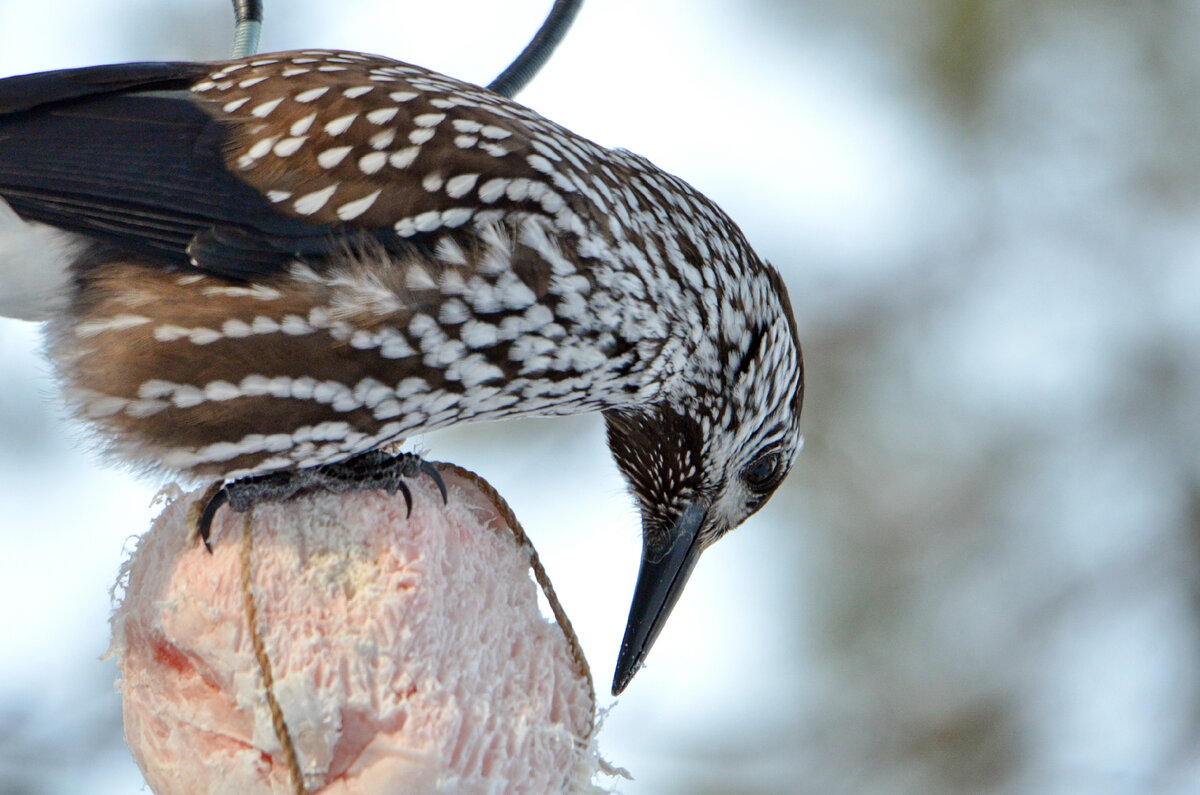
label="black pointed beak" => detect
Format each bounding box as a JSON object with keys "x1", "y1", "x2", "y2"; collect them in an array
[{"x1": 612, "y1": 501, "x2": 709, "y2": 695}]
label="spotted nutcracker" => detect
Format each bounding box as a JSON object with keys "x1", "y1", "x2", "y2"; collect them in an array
[{"x1": 0, "y1": 49, "x2": 804, "y2": 695}]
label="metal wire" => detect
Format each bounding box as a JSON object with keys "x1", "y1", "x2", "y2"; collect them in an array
[
  {"x1": 226, "y1": 0, "x2": 579, "y2": 91},
  {"x1": 230, "y1": 0, "x2": 264, "y2": 58},
  {"x1": 487, "y1": 0, "x2": 584, "y2": 98}
]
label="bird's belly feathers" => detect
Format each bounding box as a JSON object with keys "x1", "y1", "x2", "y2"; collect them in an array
[{"x1": 48, "y1": 257, "x2": 661, "y2": 481}]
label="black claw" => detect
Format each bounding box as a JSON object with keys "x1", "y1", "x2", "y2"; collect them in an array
[
  {"x1": 198, "y1": 486, "x2": 229, "y2": 553},
  {"x1": 420, "y1": 461, "x2": 449, "y2": 504},
  {"x1": 195, "y1": 451, "x2": 446, "y2": 547},
  {"x1": 397, "y1": 480, "x2": 413, "y2": 517}
]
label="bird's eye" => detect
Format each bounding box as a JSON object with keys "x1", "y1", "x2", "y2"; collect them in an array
[{"x1": 742, "y1": 452, "x2": 784, "y2": 492}]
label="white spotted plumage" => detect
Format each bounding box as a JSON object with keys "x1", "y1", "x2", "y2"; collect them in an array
[{"x1": 0, "y1": 50, "x2": 805, "y2": 699}]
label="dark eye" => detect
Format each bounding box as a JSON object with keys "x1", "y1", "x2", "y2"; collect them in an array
[{"x1": 743, "y1": 452, "x2": 785, "y2": 492}]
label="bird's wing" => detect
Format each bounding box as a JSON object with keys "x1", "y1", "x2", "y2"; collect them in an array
[
  {"x1": 0, "y1": 61, "x2": 345, "y2": 277},
  {"x1": 0, "y1": 52, "x2": 587, "y2": 283}
]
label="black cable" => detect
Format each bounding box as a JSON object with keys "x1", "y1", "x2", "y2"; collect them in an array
[
  {"x1": 487, "y1": 0, "x2": 584, "y2": 98},
  {"x1": 232, "y1": 0, "x2": 263, "y2": 24}
]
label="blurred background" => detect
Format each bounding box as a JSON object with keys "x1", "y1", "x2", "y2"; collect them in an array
[{"x1": 2, "y1": 0, "x2": 1199, "y2": 792}]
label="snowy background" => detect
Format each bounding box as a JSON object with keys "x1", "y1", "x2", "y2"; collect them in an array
[{"x1": 2, "y1": 0, "x2": 1200, "y2": 792}]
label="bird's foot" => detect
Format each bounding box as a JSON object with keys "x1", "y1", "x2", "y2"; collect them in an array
[{"x1": 195, "y1": 450, "x2": 448, "y2": 550}]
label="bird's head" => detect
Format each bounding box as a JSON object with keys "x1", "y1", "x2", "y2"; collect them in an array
[{"x1": 604, "y1": 266, "x2": 804, "y2": 695}]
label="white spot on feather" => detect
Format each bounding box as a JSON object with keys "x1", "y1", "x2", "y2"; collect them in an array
[
  {"x1": 358, "y1": 152, "x2": 387, "y2": 174},
  {"x1": 414, "y1": 211, "x2": 442, "y2": 232},
  {"x1": 444, "y1": 173, "x2": 478, "y2": 199},
  {"x1": 221, "y1": 319, "x2": 252, "y2": 337},
  {"x1": 317, "y1": 146, "x2": 353, "y2": 169},
  {"x1": 473, "y1": 209, "x2": 505, "y2": 226},
  {"x1": 273, "y1": 136, "x2": 307, "y2": 157},
  {"x1": 250, "y1": 98, "x2": 284, "y2": 118},
  {"x1": 244, "y1": 136, "x2": 279, "y2": 161},
  {"x1": 409, "y1": 128, "x2": 436, "y2": 145},
  {"x1": 370, "y1": 129, "x2": 396, "y2": 149},
  {"x1": 85, "y1": 395, "x2": 129, "y2": 418},
  {"x1": 204, "y1": 381, "x2": 241, "y2": 401},
  {"x1": 372, "y1": 399, "x2": 402, "y2": 419},
  {"x1": 290, "y1": 112, "x2": 317, "y2": 136},
  {"x1": 389, "y1": 147, "x2": 420, "y2": 169},
  {"x1": 478, "y1": 178, "x2": 508, "y2": 203},
  {"x1": 380, "y1": 335, "x2": 415, "y2": 359},
  {"x1": 324, "y1": 113, "x2": 358, "y2": 136},
  {"x1": 441, "y1": 208, "x2": 474, "y2": 228},
  {"x1": 281, "y1": 315, "x2": 315, "y2": 335},
  {"x1": 460, "y1": 320, "x2": 498, "y2": 348},
  {"x1": 480, "y1": 125, "x2": 512, "y2": 140},
  {"x1": 152, "y1": 325, "x2": 188, "y2": 342},
  {"x1": 506, "y1": 179, "x2": 531, "y2": 201},
  {"x1": 170, "y1": 385, "x2": 204, "y2": 408},
  {"x1": 395, "y1": 377, "x2": 429, "y2": 398},
  {"x1": 74, "y1": 314, "x2": 150, "y2": 338},
  {"x1": 251, "y1": 316, "x2": 280, "y2": 333},
  {"x1": 189, "y1": 328, "x2": 221, "y2": 345},
  {"x1": 337, "y1": 190, "x2": 382, "y2": 221},
  {"x1": 405, "y1": 264, "x2": 437, "y2": 290},
  {"x1": 294, "y1": 86, "x2": 329, "y2": 103},
  {"x1": 448, "y1": 355, "x2": 504, "y2": 388},
  {"x1": 438, "y1": 299, "x2": 470, "y2": 325},
  {"x1": 366, "y1": 107, "x2": 399, "y2": 125},
  {"x1": 527, "y1": 154, "x2": 554, "y2": 174},
  {"x1": 414, "y1": 112, "x2": 446, "y2": 128},
  {"x1": 294, "y1": 185, "x2": 338, "y2": 215}
]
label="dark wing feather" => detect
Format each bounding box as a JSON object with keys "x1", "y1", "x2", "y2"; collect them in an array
[
  {"x1": 0, "y1": 62, "x2": 348, "y2": 278},
  {"x1": 0, "y1": 53, "x2": 603, "y2": 282},
  {"x1": 0, "y1": 62, "x2": 202, "y2": 113}
]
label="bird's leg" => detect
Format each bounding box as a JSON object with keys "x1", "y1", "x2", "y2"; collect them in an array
[{"x1": 195, "y1": 450, "x2": 448, "y2": 550}]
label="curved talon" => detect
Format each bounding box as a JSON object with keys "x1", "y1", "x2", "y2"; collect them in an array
[
  {"x1": 192, "y1": 453, "x2": 445, "y2": 544},
  {"x1": 420, "y1": 462, "x2": 449, "y2": 504},
  {"x1": 397, "y1": 481, "x2": 413, "y2": 518},
  {"x1": 198, "y1": 485, "x2": 230, "y2": 552}
]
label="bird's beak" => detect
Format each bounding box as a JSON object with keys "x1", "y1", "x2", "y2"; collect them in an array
[{"x1": 612, "y1": 501, "x2": 709, "y2": 695}]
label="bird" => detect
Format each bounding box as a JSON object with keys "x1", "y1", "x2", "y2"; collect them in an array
[{"x1": 0, "y1": 49, "x2": 804, "y2": 696}]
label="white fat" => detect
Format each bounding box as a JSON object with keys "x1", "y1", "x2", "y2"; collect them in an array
[{"x1": 0, "y1": 198, "x2": 84, "y2": 321}]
